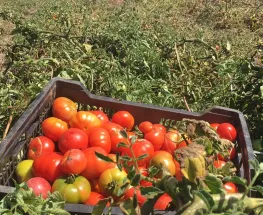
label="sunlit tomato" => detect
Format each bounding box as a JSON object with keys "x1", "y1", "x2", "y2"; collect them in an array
[
  {"x1": 149, "y1": 152, "x2": 176, "y2": 178},
  {"x1": 112, "y1": 111, "x2": 134, "y2": 131},
  {"x1": 58, "y1": 128, "x2": 89, "y2": 154},
  {"x1": 52, "y1": 175, "x2": 91, "y2": 203},
  {"x1": 60, "y1": 149, "x2": 87, "y2": 175},
  {"x1": 89, "y1": 128, "x2": 111, "y2": 153},
  {"x1": 102, "y1": 122, "x2": 130, "y2": 153},
  {"x1": 210, "y1": 123, "x2": 220, "y2": 130},
  {"x1": 107, "y1": 153, "x2": 118, "y2": 169},
  {"x1": 144, "y1": 128, "x2": 165, "y2": 151},
  {"x1": 153, "y1": 124, "x2": 167, "y2": 133},
  {"x1": 81, "y1": 147, "x2": 109, "y2": 180},
  {"x1": 84, "y1": 192, "x2": 110, "y2": 206},
  {"x1": 139, "y1": 121, "x2": 153, "y2": 134},
  {"x1": 89, "y1": 180, "x2": 100, "y2": 193},
  {"x1": 161, "y1": 130, "x2": 181, "y2": 154},
  {"x1": 69, "y1": 111, "x2": 101, "y2": 135},
  {"x1": 42, "y1": 117, "x2": 68, "y2": 142},
  {"x1": 153, "y1": 150, "x2": 173, "y2": 160},
  {"x1": 124, "y1": 187, "x2": 147, "y2": 207},
  {"x1": 138, "y1": 167, "x2": 152, "y2": 187},
  {"x1": 154, "y1": 193, "x2": 172, "y2": 210},
  {"x1": 26, "y1": 177, "x2": 51, "y2": 199},
  {"x1": 32, "y1": 152, "x2": 64, "y2": 183},
  {"x1": 174, "y1": 159, "x2": 183, "y2": 181},
  {"x1": 217, "y1": 148, "x2": 236, "y2": 161},
  {"x1": 90, "y1": 110, "x2": 110, "y2": 125},
  {"x1": 121, "y1": 139, "x2": 154, "y2": 167},
  {"x1": 27, "y1": 136, "x2": 55, "y2": 160},
  {"x1": 213, "y1": 160, "x2": 226, "y2": 169},
  {"x1": 223, "y1": 182, "x2": 238, "y2": 193},
  {"x1": 52, "y1": 97, "x2": 77, "y2": 124},
  {"x1": 98, "y1": 168, "x2": 128, "y2": 198},
  {"x1": 217, "y1": 123, "x2": 237, "y2": 142}
]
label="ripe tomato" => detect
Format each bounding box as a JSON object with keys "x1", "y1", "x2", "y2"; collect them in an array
[
  {"x1": 58, "y1": 128, "x2": 89, "y2": 154},
  {"x1": 84, "y1": 192, "x2": 110, "y2": 206},
  {"x1": 213, "y1": 160, "x2": 226, "y2": 169},
  {"x1": 124, "y1": 187, "x2": 147, "y2": 207},
  {"x1": 144, "y1": 128, "x2": 165, "y2": 151},
  {"x1": 174, "y1": 159, "x2": 183, "y2": 181},
  {"x1": 52, "y1": 175, "x2": 91, "y2": 203},
  {"x1": 90, "y1": 110, "x2": 110, "y2": 125},
  {"x1": 89, "y1": 128, "x2": 111, "y2": 153},
  {"x1": 107, "y1": 153, "x2": 118, "y2": 169},
  {"x1": 210, "y1": 123, "x2": 220, "y2": 130},
  {"x1": 52, "y1": 97, "x2": 77, "y2": 124},
  {"x1": 112, "y1": 111, "x2": 134, "y2": 131},
  {"x1": 60, "y1": 149, "x2": 87, "y2": 175},
  {"x1": 102, "y1": 122, "x2": 130, "y2": 153},
  {"x1": 69, "y1": 111, "x2": 101, "y2": 135},
  {"x1": 32, "y1": 152, "x2": 64, "y2": 183},
  {"x1": 98, "y1": 168, "x2": 128, "y2": 198},
  {"x1": 81, "y1": 147, "x2": 109, "y2": 180},
  {"x1": 149, "y1": 152, "x2": 175, "y2": 178},
  {"x1": 153, "y1": 124, "x2": 167, "y2": 133},
  {"x1": 26, "y1": 177, "x2": 51, "y2": 199},
  {"x1": 138, "y1": 167, "x2": 152, "y2": 187},
  {"x1": 218, "y1": 148, "x2": 236, "y2": 161},
  {"x1": 139, "y1": 121, "x2": 153, "y2": 134},
  {"x1": 217, "y1": 123, "x2": 237, "y2": 142},
  {"x1": 161, "y1": 130, "x2": 181, "y2": 154},
  {"x1": 42, "y1": 117, "x2": 68, "y2": 142},
  {"x1": 27, "y1": 136, "x2": 55, "y2": 160},
  {"x1": 223, "y1": 182, "x2": 238, "y2": 193},
  {"x1": 121, "y1": 139, "x2": 154, "y2": 167},
  {"x1": 154, "y1": 193, "x2": 172, "y2": 210}
]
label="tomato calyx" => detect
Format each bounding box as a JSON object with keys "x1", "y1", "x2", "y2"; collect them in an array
[
  {"x1": 65, "y1": 174, "x2": 77, "y2": 184},
  {"x1": 107, "y1": 180, "x2": 118, "y2": 191}
]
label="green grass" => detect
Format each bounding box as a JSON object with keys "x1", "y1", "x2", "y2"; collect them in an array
[{"x1": 0, "y1": 0, "x2": 263, "y2": 141}]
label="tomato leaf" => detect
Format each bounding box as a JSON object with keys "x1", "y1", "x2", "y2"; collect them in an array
[
  {"x1": 117, "y1": 182, "x2": 130, "y2": 197},
  {"x1": 117, "y1": 142, "x2": 129, "y2": 148},
  {"x1": 249, "y1": 159, "x2": 259, "y2": 172},
  {"x1": 223, "y1": 176, "x2": 247, "y2": 187},
  {"x1": 120, "y1": 130, "x2": 128, "y2": 139},
  {"x1": 148, "y1": 166, "x2": 159, "y2": 177},
  {"x1": 140, "y1": 186, "x2": 164, "y2": 199},
  {"x1": 141, "y1": 195, "x2": 162, "y2": 215},
  {"x1": 252, "y1": 185, "x2": 263, "y2": 195},
  {"x1": 92, "y1": 198, "x2": 110, "y2": 215},
  {"x1": 120, "y1": 155, "x2": 133, "y2": 161},
  {"x1": 131, "y1": 174, "x2": 141, "y2": 187},
  {"x1": 130, "y1": 135, "x2": 137, "y2": 144},
  {"x1": 204, "y1": 174, "x2": 224, "y2": 194},
  {"x1": 127, "y1": 166, "x2": 136, "y2": 181},
  {"x1": 95, "y1": 151, "x2": 115, "y2": 163},
  {"x1": 193, "y1": 190, "x2": 214, "y2": 211},
  {"x1": 137, "y1": 153, "x2": 148, "y2": 161},
  {"x1": 119, "y1": 199, "x2": 139, "y2": 215},
  {"x1": 133, "y1": 191, "x2": 138, "y2": 209}
]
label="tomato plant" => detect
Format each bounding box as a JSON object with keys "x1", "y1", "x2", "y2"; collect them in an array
[
  {"x1": 58, "y1": 128, "x2": 89, "y2": 154},
  {"x1": 60, "y1": 149, "x2": 87, "y2": 175},
  {"x1": 42, "y1": 117, "x2": 68, "y2": 142},
  {"x1": 52, "y1": 175, "x2": 91, "y2": 203},
  {"x1": 32, "y1": 152, "x2": 64, "y2": 183},
  {"x1": 217, "y1": 123, "x2": 237, "y2": 142},
  {"x1": 124, "y1": 187, "x2": 147, "y2": 207},
  {"x1": 84, "y1": 192, "x2": 110, "y2": 206},
  {"x1": 144, "y1": 127, "x2": 165, "y2": 151},
  {"x1": 107, "y1": 153, "x2": 118, "y2": 169},
  {"x1": 111, "y1": 111, "x2": 134, "y2": 131},
  {"x1": 52, "y1": 97, "x2": 77, "y2": 123},
  {"x1": 81, "y1": 147, "x2": 109, "y2": 180},
  {"x1": 90, "y1": 110, "x2": 110, "y2": 125},
  {"x1": 218, "y1": 147, "x2": 236, "y2": 161},
  {"x1": 89, "y1": 128, "x2": 111, "y2": 153},
  {"x1": 223, "y1": 182, "x2": 238, "y2": 193},
  {"x1": 69, "y1": 111, "x2": 101, "y2": 135},
  {"x1": 26, "y1": 177, "x2": 51, "y2": 199},
  {"x1": 138, "y1": 167, "x2": 153, "y2": 187},
  {"x1": 27, "y1": 136, "x2": 55, "y2": 160}
]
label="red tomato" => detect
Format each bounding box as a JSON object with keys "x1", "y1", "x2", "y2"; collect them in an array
[
  {"x1": 102, "y1": 122, "x2": 130, "y2": 153},
  {"x1": 84, "y1": 192, "x2": 110, "y2": 206},
  {"x1": 90, "y1": 110, "x2": 110, "y2": 125},
  {"x1": 124, "y1": 187, "x2": 147, "y2": 207},
  {"x1": 210, "y1": 123, "x2": 220, "y2": 130},
  {"x1": 26, "y1": 177, "x2": 51, "y2": 199},
  {"x1": 52, "y1": 97, "x2": 77, "y2": 124},
  {"x1": 112, "y1": 111, "x2": 134, "y2": 131},
  {"x1": 217, "y1": 123, "x2": 237, "y2": 142},
  {"x1": 69, "y1": 111, "x2": 102, "y2": 135},
  {"x1": 60, "y1": 149, "x2": 87, "y2": 175},
  {"x1": 223, "y1": 182, "x2": 238, "y2": 193},
  {"x1": 58, "y1": 128, "x2": 89, "y2": 154},
  {"x1": 127, "y1": 131, "x2": 137, "y2": 140},
  {"x1": 107, "y1": 153, "x2": 118, "y2": 169},
  {"x1": 138, "y1": 167, "x2": 152, "y2": 187},
  {"x1": 27, "y1": 136, "x2": 55, "y2": 160},
  {"x1": 81, "y1": 147, "x2": 109, "y2": 180},
  {"x1": 161, "y1": 130, "x2": 181, "y2": 154},
  {"x1": 144, "y1": 128, "x2": 165, "y2": 151},
  {"x1": 153, "y1": 124, "x2": 167, "y2": 133},
  {"x1": 42, "y1": 117, "x2": 68, "y2": 142},
  {"x1": 174, "y1": 159, "x2": 183, "y2": 181},
  {"x1": 217, "y1": 148, "x2": 236, "y2": 161},
  {"x1": 89, "y1": 128, "x2": 111, "y2": 153},
  {"x1": 32, "y1": 152, "x2": 64, "y2": 183},
  {"x1": 121, "y1": 139, "x2": 154, "y2": 167},
  {"x1": 154, "y1": 193, "x2": 172, "y2": 210},
  {"x1": 139, "y1": 121, "x2": 153, "y2": 134},
  {"x1": 213, "y1": 160, "x2": 226, "y2": 169}
]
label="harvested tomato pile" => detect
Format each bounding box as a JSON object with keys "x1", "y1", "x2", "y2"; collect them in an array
[{"x1": 15, "y1": 96, "x2": 256, "y2": 214}]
